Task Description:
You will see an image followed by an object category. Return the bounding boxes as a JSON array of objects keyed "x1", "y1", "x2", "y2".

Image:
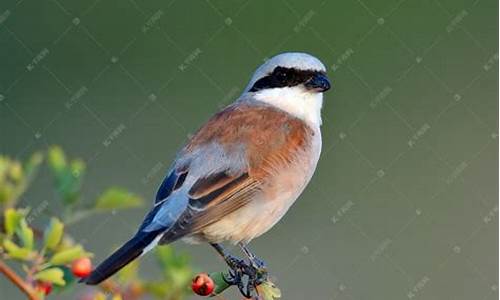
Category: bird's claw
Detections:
[
  {"x1": 222, "y1": 268, "x2": 251, "y2": 298},
  {"x1": 251, "y1": 257, "x2": 268, "y2": 279},
  {"x1": 222, "y1": 255, "x2": 268, "y2": 299}
]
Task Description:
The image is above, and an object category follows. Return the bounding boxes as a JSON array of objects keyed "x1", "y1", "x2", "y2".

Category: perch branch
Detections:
[{"x1": 0, "y1": 259, "x2": 40, "y2": 300}]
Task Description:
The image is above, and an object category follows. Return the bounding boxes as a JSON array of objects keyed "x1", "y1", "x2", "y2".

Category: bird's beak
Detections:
[{"x1": 305, "y1": 72, "x2": 331, "y2": 92}]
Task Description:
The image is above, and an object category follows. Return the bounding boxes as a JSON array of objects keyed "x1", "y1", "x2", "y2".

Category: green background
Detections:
[{"x1": 0, "y1": 0, "x2": 498, "y2": 299}]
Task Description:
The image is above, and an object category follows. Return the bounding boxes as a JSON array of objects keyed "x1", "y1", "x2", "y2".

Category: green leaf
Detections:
[
  {"x1": 0, "y1": 184, "x2": 14, "y2": 204},
  {"x1": 49, "y1": 245, "x2": 91, "y2": 265},
  {"x1": 60, "y1": 265, "x2": 76, "y2": 286},
  {"x1": 43, "y1": 217, "x2": 64, "y2": 250},
  {"x1": 4, "y1": 208, "x2": 23, "y2": 236},
  {"x1": 8, "y1": 161, "x2": 23, "y2": 183},
  {"x1": 15, "y1": 218, "x2": 34, "y2": 250},
  {"x1": 48, "y1": 146, "x2": 66, "y2": 173},
  {"x1": 2, "y1": 239, "x2": 34, "y2": 260},
  {"x1": 48, "y1": 146, "x2": 82, "y2": 204},
  {"x1": 155, "y1": 246, "x2": 192, "y2": 287},
  {"x1": 169, "y1": 267, "x2": 192, "y2": 288},
  {"x1": 34, "y1": 267, "x2": 66, "y2": 286},
  {"x1": 210, "y1": 272, "x2": 231, "y2": 295},
  {"x1": 156, "y1": 245, "x2": 190, "y2": 269},
  {"x1": 117, "y1": 258, "x2": 139, "y2": 283},
  {"x1": 142, "y1": 282, "x2": 169, "y2": 298},
  {"x1": 94, "y1": 187, "x2": 143, "y2": 211},
  {"x1": 58, "y1": 169, "x2": 81, "y2": 204},
  {"x1": 257, "y1": 280, "x2": 281, "y2": 300},
  {"x1": 70, "y1": 159, "x2": 85, "y2": 178}
]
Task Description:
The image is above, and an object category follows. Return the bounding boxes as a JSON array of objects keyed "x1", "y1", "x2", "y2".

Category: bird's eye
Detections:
[{"x1": 274, "y1": 67, "x2": 289, "y2": 81}]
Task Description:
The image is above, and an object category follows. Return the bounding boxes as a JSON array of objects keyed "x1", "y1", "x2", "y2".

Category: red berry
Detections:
[
  {"x1": 191, "y1": 273, "x2": 214, "y2": 296},
  {"x1": 71, "y1": 257, "x2": 92, "y2": 278},
  {"x1": 35, "y1": 281, "x2": 52, "y2": 295}
]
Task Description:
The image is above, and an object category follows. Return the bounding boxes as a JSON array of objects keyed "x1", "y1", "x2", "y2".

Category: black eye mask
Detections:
[{"x1": 249, "y1": 67, "x2": 326, "y2": 92}]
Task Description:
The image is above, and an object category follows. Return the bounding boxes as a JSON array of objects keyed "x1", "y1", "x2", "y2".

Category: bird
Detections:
[{"x1": 82, "y1": 52, "x2": 331, "y2": 297}]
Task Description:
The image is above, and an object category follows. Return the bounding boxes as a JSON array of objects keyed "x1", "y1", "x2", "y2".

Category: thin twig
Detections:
[{"x1": 0, "y1": 259, "x2": 40, "y2": 300}]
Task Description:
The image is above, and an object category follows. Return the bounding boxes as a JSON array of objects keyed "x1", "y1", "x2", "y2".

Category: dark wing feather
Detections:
[
  {"x1": 187, "y1": 175, "x2": 260, "y2": 230},
  {"x1": 159, "y1": 169, "x2": 260, "y2": 243},
  {"x1": 155, "y1": 167, "x2": 188, "y2": 204}
]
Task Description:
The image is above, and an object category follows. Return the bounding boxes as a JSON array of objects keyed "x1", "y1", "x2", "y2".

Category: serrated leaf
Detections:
[
  {"x1": 49, "y1": 245, "x2": 91, "y2": 265},
  {"x1": 3, "y1": 239, "x2": 34, "y2": 260},
  {"x1": 94, "y1": 187, "x2": 143, "y2": 211},
  {"x1": 16, "y1": 218, "x2": 34, "y2": 250},
  {"x1": 34, "y1": 267, "x2": 66, "y2": 286},
  {"x1": 4, "y1": 208, "x2": 23, "y2": 236},
  {"x1": 43, "y1": 217, "x2": 64, "y2": 250}
]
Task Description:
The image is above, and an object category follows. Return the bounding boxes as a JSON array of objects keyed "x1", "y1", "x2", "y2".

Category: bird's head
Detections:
[{"x1": 241, "y1": 52, "x2": 331, "y2": 127}]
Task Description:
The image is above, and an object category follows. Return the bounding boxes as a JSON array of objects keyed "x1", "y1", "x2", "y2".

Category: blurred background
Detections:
[{"x1": 0, "y1": 0, "x2": 498, "y2": 299}]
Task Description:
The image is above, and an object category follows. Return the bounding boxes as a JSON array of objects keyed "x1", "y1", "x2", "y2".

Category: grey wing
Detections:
[{"x1": 139, "y1": 143, "x2": 261, "y2": 241}]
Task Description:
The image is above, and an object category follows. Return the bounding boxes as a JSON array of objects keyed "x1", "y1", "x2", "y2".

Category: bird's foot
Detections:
[
  {"x1": 222, "y1": 255, "x2": 268, "y2": 299},
  {"x1": 250, "y1": 257, "x2": 267, "y2": 276}
]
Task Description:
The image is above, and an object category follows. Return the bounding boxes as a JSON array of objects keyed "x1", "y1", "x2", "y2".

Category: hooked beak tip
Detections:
[{"x1": 305, "y1": 73, "x2": 331, "y2": 92}]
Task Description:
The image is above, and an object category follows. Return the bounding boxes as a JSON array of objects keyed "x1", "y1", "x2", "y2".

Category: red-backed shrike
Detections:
[{"x1": 83, "y1": 52, "x2": 331, "y2": 297}]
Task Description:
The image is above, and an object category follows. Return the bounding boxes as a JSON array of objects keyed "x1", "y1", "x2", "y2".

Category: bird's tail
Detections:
[{"x1": 82, "y1": 230, "x2": 162, "y2": 285}]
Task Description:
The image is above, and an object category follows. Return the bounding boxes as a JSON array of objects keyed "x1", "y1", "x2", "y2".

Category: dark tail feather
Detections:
[{"x1": 82, "y1": 231, "x2": 161, "y2": 285}]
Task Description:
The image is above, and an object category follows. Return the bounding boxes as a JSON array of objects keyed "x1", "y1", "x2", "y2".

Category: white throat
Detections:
[{"x1": 252, "y1": 87, "x2": 323, "y2": 127}]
